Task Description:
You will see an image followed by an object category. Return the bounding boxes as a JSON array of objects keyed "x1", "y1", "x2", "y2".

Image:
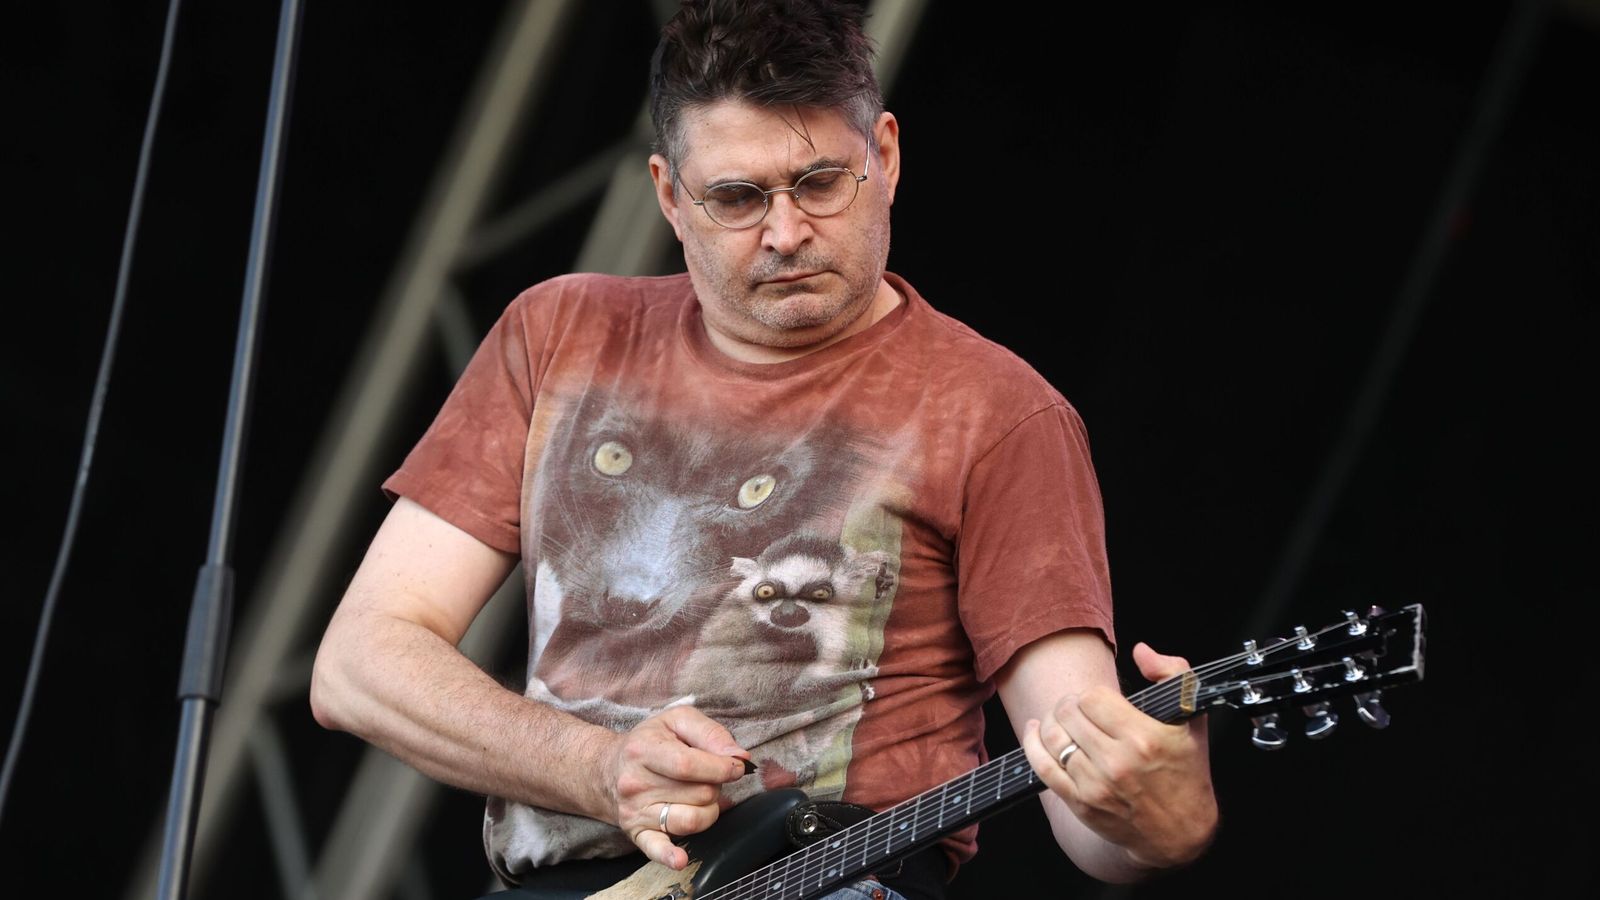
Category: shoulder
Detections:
[
  {"x1": 504, "y1": 271, "x2": 694, "y2": 322},
  {"x1": 890, "y1": 272, "x2": 1076, "y2": 427}
]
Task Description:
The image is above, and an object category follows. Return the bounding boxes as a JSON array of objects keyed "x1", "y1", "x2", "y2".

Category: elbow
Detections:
[
  {"x1": 308, "y1": 637, "x2": 354, "y2": 733},
  {"x1": 308, "y1": 674, "x2": 338, "y2": 732}
]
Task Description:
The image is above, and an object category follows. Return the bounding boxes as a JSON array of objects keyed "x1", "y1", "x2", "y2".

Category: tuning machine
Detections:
[
  {"x1": 1250, "y1": 713, "x2": 1287, "y2": 750},
  {"x1": 1355, "y1": 690, "x2": 1391, "y2": 728},
  {"x1": 1302, "y1": 701, "x2": 1339, "y2": 739}
]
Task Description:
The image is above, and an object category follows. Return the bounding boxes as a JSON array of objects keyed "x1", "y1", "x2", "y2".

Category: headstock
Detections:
[{"x1": 1137, "y1": 604, "x2": 1426, "y2": 747}]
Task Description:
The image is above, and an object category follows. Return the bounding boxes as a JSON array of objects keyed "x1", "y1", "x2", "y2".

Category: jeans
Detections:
[{"x1": 822, "y1": 879, "x2": 909, "y2": 900}]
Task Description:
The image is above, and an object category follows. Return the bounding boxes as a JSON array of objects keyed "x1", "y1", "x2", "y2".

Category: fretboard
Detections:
[{"x1": 698, "y1": 681, "x2": 1179, "y2": 900}]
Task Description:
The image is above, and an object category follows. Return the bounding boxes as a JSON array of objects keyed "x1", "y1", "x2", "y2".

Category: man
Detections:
[{"x1": 310, "y1": 2, "x2": 1218, "y2": 898}]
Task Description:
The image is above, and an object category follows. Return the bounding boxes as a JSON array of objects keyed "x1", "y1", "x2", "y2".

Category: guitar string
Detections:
[
  {"x1": 1138, "y1": 616, "x2": 1381, "y2": 720},
  {"x1": 701, "y1": 747, "x2": 1044, "y2": 900},
  {"x1": 696, "y1": 616, "x2": 1381, "y2": 900}
]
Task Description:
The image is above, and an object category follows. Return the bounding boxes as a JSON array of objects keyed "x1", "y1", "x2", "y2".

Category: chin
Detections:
[{"x1": 759, "y1": 285, "x2": 855, "y2": 323}]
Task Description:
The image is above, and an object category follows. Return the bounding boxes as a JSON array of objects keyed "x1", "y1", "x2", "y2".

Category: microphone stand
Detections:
[{"x1": 155, "y1": 1, "x2": 304, "y2": 898}]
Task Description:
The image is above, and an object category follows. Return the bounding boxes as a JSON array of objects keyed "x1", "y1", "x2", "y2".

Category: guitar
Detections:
[{"x1": 509, "y1": 604, "x2": 1427, "y2": 900}]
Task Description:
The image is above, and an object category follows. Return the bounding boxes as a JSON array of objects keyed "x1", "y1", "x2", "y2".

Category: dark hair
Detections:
[{"x1": 649, "y1": 0, "x2": 883, "y2": 176}]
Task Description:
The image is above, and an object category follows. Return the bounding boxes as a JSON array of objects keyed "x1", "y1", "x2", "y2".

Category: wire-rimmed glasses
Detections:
[{"x1": 679, "y1": 142, "x2": 871, "y2": 229}]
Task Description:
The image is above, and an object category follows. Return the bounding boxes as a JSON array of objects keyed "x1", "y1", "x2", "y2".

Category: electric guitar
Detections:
[{"x1": 509, "y1": 604, "x2": 1427, "y2": 900}]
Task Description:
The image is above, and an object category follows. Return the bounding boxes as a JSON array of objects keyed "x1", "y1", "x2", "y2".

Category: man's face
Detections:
[{"x1": 651, "y1": 101, "x2": 900, "y2": 354}]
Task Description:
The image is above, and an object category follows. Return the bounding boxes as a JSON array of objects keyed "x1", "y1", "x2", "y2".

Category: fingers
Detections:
[
  {"x1": 648, "y1": 706, "x2": 750, "y2": 784},
  {"x1": 1044, "y1": 688, "x2": 1117, "y2": 763},
  {"x1": 634, "y1": 823, "x2": 687, "y2": 870},
  {"x1": 612, "y1": 707, "x2": 754, "y2": 869},
  {"x1": 1020, "y1": 718, "x2": 1077, "y2": 800},
  {"x1": 628, "y1": 799, "x2": 721, "y2": 869},
  {"x1": 661, "y1": 705, "x2": 748, "y2": 760}
]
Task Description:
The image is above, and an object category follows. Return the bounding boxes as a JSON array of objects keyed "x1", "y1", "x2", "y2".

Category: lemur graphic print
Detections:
[{"x1": 491, "y1": 388, "x2": 902, "y2": 866}]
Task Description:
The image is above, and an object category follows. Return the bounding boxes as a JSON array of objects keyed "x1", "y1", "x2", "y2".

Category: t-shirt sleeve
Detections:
[
  {"x1": 956, "y1": 402, "x2": 1116, "y2": 683},
  {"x1": 381, "y1": 296, "x2": 543, "y2": 555}
]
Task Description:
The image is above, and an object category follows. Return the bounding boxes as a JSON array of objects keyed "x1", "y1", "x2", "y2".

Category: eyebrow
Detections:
[{"x1": 700, "y1": 154, "x2": 855, "y2": 190}]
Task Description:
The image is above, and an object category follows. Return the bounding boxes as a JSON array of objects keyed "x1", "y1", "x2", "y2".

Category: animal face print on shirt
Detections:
[{"x1": 501, "y1": 390, "x2": 902, "y2": 865}]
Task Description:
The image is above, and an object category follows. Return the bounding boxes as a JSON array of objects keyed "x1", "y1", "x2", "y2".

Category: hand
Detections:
[
  {"x1": 1020, "y1": 641, "x2": 1218, "y2": 870},
  {"x1": 600, "y1": 705, "x2": 752, "y2": 870}
]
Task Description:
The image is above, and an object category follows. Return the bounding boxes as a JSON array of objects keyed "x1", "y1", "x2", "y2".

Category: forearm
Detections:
[
  {"x1": 310, "y1": 607, "x2": 618, "y2": 821},
  {"x1": 999, "y1": 632, "x2": 1217, "y2": 882},
  {"x1": 1040, "y1": 793, "x2": 1160, "y2": 884}
]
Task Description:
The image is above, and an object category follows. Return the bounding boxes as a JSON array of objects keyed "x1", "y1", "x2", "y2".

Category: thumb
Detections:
[{"x1": 1131, "y1": 641, "x2": 1192, "y2": 683}]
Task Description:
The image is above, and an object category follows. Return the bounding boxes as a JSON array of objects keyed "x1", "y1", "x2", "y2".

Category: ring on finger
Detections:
[
  {"x1": 659, "y1": 802, "x2": 672, "y2": 836},
  {"x1": 1056, "y1": 741, "x2": 1079, "y2": 768}
]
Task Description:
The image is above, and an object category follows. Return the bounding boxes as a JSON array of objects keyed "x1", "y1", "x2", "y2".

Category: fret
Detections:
[
  {"x1": 764, "y1": 845, "x2": 793, "y2": 899},
  {"x1": 815, "y1": 840, "x2": 845, "y2": 893},
  {"x1": 800, "y1": 839, "x2": 825, "y2": 890},
  {"x1": 885, "y1": 798, "x2": 908, "y2": 857}
]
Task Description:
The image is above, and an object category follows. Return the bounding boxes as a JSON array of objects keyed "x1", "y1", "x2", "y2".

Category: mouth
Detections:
[{"x1": 760, "y1": 271, "x2": 825, "y2": 285}]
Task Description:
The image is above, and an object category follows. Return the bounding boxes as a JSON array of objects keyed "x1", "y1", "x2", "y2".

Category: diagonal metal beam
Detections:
[
  {"x1": 864, "y1": 0, "x2": 929, "y2": 93},
  {"x1": 310, "y1": 568, "x2": 526, "y2": 900},
  {"x1": 1239, "y1": 0, "x2": 1548, "y2": 642},
  {"x1": 248, "y1": 721, "x2": 318, "y2": 900},
  {"x1": 124, "y1": 1, "x2": 581, "y2": 897}
]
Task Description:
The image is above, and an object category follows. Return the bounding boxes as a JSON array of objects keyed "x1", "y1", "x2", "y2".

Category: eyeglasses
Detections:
[{"x1": 679, "y1": 141, "x2": 871, "y2": 230}]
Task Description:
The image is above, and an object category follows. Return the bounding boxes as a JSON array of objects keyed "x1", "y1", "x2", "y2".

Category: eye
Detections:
[
  {"x1": 593, "y1": 441, "x2": 633, "y2": 476},
  {"x1": 706, "y1": 183, "x2": 763, "y2": 210},
  {"x1": 753, "y1": 581, "x2": 778, "y2": 601},
  {"x1": 800, "y1": 170, "x2": 843, "y2": 191},
  {"x1": 736, "y1": 474, "x2": 776, "y2": 509},
  {"x1": 809, "y1": 586, "x2": 834, "y2": 601}
]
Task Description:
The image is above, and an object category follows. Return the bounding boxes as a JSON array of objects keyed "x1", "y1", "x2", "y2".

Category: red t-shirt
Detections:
[{"x1": 383, "y1": 271, "x2": 1116, "y2": 882}]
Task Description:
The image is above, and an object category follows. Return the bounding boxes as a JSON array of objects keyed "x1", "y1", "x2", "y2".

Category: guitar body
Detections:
[{"x1": 505, "y1": 789, "x2": 808, "y2": 900}]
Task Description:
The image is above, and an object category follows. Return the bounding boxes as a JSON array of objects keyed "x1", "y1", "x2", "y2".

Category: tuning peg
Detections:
[
  {"x1": 1354, "y1": 690, "x2": 1391, "y2": 729},
  {"x1": 1344, "y1": 610, "x2": 1368, "y2": 636},
  {"x1": 1303, "y1": 701, "x2": 1339, "y2": 739},
  {"x1": 1250, "y1": 714, "x2": 1288, "y2": 750}
]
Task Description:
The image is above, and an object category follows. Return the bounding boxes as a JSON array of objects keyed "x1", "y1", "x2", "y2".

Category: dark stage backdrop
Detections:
[{"x1": 4, "y1": 2, "x2": 1595, "y2": 898}]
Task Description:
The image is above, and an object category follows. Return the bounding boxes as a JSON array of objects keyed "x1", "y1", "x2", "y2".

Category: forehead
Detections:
[{"x1": 678, "y1": 100, "x2": 860, "y2": 183}]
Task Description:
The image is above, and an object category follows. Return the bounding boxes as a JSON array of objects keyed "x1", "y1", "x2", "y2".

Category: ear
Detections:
[
  {"x1": 872, "y1": 111, "x2": 901, "y2": 205},
  {"x1": 730, "y1": 557, "x2": 760, "y2": 579},
  {"x1": 649, "y1": 153, "x2": 686, "y2": 241}
]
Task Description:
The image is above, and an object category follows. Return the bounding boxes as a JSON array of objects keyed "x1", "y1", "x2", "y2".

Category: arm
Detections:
[
  {"x1": 994, "y1": 629, "x2": 1218, "y2": 883},
  {"x1": 309, "y1": 497, "x2": 750, "y2": 869}
]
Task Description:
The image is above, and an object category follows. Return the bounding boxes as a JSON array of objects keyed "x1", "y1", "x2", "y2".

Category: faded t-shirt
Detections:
[{"x1": 382, "y1": 271, "x2": 1115, "y2": 883}]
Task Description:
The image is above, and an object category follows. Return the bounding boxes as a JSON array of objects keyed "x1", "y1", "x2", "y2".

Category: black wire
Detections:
[{"x1": 0, "y1": 0, "x2": 186, "y2": 830}]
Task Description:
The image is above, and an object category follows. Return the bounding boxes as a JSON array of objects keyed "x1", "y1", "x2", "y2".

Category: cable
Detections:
[{"x1": 0, "y1": 0, "x2": 186, "y2": 829}]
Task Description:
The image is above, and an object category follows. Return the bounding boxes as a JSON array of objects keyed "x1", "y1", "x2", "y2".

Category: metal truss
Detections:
[{"x1": 123, "y1": 2, "x2": 929, "y2": 899}]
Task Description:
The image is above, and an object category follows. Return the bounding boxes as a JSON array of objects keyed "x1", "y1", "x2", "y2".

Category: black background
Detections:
[{"x1": 4, "y1": 1, "x2": 1596, "y2": 898}]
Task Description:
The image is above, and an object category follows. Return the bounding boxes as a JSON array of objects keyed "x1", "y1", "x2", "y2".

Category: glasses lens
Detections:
[
  {"x1": 795, "y1": 168, "x2": 858, "y2": 217},
  {"x1": 703, "y1": 183, "x2": 767, "y2": 228}
]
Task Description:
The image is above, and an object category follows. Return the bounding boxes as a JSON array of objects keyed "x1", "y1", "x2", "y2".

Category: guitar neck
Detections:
[
  {"x1": 697, "y1": 603, "x2": 1425, "y2": 900},
  {"x1": 699, "y1": 745, "x2": 1046, "y2": 900},
  {"x1": 701, "y1": 684, "x2": 1179, "y2": 900}
]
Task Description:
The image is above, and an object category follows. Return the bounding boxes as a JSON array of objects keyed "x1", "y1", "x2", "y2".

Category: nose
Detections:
[{"x1": 760, "y1": 190, "x2": 813, "y2": 257}]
